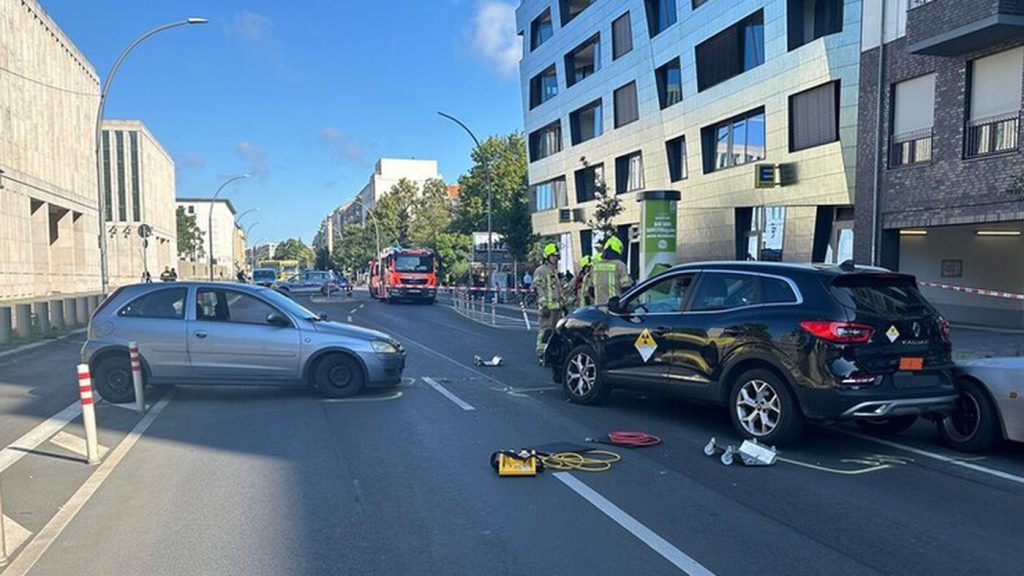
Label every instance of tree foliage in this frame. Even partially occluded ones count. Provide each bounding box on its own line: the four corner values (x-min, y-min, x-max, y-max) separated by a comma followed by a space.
274, 238, 316, 269
587, 171, 624, 239
409, 178, 454, 247
176, 206, 205, 260
331, 224, 378, 274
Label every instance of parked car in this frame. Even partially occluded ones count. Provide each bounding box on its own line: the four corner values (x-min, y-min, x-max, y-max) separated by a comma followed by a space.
320, 274, 352, 296
544, 261, 957, 445
82, 282, 405, 402
252, 268, 278, 287
275, 270, 336, 295
936, 357, 1024, 452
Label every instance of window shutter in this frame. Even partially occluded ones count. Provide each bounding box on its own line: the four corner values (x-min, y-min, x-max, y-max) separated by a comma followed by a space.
893, 74, 936, 137
613, 13, 633, 59
970, 47, 1024, 123
791, 82, 838, 151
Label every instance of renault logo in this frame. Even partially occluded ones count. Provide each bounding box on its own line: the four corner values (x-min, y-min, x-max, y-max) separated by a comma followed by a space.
912, 321, 922, 338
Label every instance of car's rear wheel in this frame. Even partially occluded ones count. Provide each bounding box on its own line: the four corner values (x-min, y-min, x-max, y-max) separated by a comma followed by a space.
562, 345, 608, 405
729, 369, 803, 445
936, 378, 1000, 453
315, 354, 365, 398
92, 354, 136, 404
855, 415, 918, 435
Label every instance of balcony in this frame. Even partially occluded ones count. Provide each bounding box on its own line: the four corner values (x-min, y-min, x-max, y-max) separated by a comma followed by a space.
907, 0, 1024, 56
964, 112, 1020, 158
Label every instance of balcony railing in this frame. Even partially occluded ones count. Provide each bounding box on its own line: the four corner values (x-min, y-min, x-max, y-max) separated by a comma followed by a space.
889, 129, 933, 168
965, 113, 1020, 158
908, 0, 935, 10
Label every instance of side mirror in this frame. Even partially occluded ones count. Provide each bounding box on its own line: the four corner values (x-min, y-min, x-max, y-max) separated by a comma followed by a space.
266, 312, 290, 327
607, 296, 622, 314
318, 312, 329, 321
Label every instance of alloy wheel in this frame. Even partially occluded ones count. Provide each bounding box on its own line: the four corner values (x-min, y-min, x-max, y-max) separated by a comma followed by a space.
735, 379, 782, 437
565, 353, 596, 397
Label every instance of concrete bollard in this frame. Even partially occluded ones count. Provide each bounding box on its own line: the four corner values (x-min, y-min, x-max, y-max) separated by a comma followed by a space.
76, 364, 101, 465
521, 301, 532, 331
86, 295, 99, 316
51, 299, 65, 331
14, 304, 31, 339
75, 296, 89, 325
64, 297, 78, 328
491, 299, 497, 326
0, 307, 12, 346
33, 302, 50, 336
129, 342, 145, 413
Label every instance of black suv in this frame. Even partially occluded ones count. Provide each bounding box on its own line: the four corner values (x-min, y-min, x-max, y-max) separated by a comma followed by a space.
544, 262, 957, 444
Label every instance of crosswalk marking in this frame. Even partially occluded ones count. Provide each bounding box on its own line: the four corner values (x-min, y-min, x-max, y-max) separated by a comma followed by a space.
48, 431, 108, 460
2, 513, 33, 555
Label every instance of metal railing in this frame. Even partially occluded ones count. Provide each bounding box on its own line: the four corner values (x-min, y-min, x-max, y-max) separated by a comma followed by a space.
965, 112, 1020, 158
889, 129, 933, 168
908, 0, 936, 10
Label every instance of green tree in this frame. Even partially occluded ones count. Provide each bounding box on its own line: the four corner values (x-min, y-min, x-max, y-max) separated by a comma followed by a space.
176, 206, 205, 260
314, 247, 332, 270
409, 178, 454, 247
434, 231, 472, 283
504, 176, 537, 267
374, 178, 418, 247
274, 238, 316, 269
586, 169, 624, 241
331, 224, 377, 274
453, 132, 529, 236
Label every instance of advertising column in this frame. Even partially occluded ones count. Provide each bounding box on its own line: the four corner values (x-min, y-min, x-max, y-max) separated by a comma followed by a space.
638, 190, 680, 281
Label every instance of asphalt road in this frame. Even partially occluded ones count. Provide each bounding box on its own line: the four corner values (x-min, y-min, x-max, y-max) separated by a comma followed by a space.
2, 290, 1023, 575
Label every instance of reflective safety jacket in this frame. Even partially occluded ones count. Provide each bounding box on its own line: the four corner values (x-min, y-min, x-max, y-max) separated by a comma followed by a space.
533, 263, 564, 311
590, 259, 632, 305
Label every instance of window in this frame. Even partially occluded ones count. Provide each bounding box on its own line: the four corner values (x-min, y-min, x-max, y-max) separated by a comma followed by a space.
656, 58, 683, 109
966, 47, 1023, 158
530, 177, 568, 212
130, 132, 141, 221
695, 10, 764, 92
762, 277, 798, 304
116, 131, 126, 221
691, 273, 759, 311
612, 12, 633, 60
701, 108, 765, 173
529, 65, 559, 109
615, 151, 644, 194
187, 205, 195, 214
738, 206, 786, 261
102, 131, 112, 221
196, 289, 280, 325
692, 0, 710, 8
531, 9, 553, 51
789, 81, 839, 152
665, 136, 687, 181
529, 120, 563, 162
787, 0, 843, 51
118, 288, 187, 320
645, 0, 677, 38
614, 81, 639, 127
890, 74, 935, 167
626, 273, 694, 313
565, 34, 600, 87
570, 99, 603, 144
574, 163, 604, 203
560, 0, 595, 26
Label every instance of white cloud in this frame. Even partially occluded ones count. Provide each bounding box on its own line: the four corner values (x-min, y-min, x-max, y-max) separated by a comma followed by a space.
175, 153, 205, 171
230, 10, 273, 44
472, 1, 521, 77
319, 127, 366, 165
234, 141, 268, 178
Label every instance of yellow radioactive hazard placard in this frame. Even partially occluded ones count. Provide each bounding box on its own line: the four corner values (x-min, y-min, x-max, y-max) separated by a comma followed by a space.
634, 329, 657, 363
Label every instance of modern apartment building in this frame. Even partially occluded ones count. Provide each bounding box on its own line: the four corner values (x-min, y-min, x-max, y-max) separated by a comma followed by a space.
855, 0, 1024, 328
100, 120, 177, 287
516, 0, 862, 277
343, 158, 441, 225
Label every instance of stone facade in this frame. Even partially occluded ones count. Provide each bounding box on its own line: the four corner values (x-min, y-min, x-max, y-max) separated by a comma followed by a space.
0, 0, 101, 300
175, 199, 238, 279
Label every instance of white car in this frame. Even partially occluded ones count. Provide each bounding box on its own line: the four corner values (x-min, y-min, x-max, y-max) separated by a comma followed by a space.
937, 357, 1024, 452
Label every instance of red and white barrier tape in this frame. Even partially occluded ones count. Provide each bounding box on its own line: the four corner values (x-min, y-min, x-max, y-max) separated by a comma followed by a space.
919, 281, 1024, 301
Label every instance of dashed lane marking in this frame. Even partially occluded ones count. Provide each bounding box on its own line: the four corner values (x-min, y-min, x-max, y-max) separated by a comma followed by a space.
48, 431, 109, 460
2, 514, 33, 556
0, 402, 81, 475
421, 377, 475, 411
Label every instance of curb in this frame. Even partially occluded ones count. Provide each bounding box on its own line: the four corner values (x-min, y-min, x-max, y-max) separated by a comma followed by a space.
0, 329, 86, 360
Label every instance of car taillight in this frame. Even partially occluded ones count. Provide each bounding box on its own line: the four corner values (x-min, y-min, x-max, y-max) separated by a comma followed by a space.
799, 320, 875, 344
938, 318, 951, 343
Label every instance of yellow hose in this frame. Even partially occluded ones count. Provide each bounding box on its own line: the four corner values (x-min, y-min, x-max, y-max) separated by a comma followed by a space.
540, 450, 621, 472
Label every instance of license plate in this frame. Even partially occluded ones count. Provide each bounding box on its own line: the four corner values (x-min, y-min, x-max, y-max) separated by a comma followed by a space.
899, 357, 924, 371
407, 289, 420, 294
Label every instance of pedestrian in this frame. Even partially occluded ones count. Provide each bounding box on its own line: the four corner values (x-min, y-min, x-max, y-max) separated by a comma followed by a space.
534, 242, 567, 364
236, 269, 248, 283
589, 236, 633, 306
575, 255, 593, 308
141, 270, 152, 283
159, 266, 173, 282
522, 271, 532, 291
169, 267, 178, 281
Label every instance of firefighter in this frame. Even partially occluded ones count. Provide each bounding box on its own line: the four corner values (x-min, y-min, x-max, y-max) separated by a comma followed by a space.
534, 242, 567, 363
590, 236, 632, 305
574, 255, 593, 308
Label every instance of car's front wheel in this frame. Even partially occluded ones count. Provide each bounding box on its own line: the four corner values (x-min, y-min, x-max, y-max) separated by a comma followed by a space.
92, 354, 136, 404
314, 354, 365, 398
936, 378, 1000, 453
562, 345, 608, 405
729, 369, 803, 445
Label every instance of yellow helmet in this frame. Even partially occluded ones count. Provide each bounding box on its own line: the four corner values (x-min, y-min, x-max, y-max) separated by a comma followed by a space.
580, 255, 591, 267
543, 242, 560, 257
604, 235, 624, 255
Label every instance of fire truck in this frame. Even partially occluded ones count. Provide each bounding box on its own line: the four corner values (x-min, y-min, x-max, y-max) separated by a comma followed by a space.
369, 247, 437, 304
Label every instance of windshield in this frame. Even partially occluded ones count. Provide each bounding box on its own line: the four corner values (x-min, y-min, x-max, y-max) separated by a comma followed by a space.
394, 254, 433, 273
830, 275, 934, 315
253, 270, 276, 281
261, 287, 321, 320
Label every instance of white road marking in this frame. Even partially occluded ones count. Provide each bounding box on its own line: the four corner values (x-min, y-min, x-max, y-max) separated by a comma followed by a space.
0, 402, 81, 474
840, 429, 1024, 487
349, 308, 358, 314
421, 377, 475, 411
347, 316, 353, 323
554, 472, 715, 576
322, 391, 403, 403
1, 391, 174, 576
48, 431, 109, 459
2, 514, 33, 555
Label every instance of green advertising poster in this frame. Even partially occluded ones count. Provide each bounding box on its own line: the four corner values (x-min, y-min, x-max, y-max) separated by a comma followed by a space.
639, 191, 680, 280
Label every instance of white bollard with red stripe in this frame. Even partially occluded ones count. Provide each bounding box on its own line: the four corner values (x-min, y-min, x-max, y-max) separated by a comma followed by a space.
129, 341, 145, 413
76, 364, 100, 464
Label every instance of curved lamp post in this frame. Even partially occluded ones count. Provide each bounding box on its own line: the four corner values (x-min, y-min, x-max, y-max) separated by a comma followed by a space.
208, 174, 249, 280
243, 221, 260, 272
95, 17, 208, 294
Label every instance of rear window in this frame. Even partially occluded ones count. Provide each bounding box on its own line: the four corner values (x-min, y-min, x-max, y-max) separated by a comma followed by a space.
829, 275, 932, 315
253, 270, 276, 281
118, 288, 187, 320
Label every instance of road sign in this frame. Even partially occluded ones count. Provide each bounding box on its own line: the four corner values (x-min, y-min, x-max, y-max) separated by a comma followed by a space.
138, 224, 152, 238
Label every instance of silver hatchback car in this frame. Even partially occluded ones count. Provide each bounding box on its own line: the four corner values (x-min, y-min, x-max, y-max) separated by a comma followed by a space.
81, 282, 405, 402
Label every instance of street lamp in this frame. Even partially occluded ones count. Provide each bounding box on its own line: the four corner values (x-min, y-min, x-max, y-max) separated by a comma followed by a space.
94, 17, 208, 294
236, 208, 259, 225
438, 111, 494, 292
209, 174, 249, 280
242, 221, 260, 273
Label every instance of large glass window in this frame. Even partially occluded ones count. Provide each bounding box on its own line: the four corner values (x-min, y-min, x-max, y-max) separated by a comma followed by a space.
531, 177, 568, 212
695, 10, 764, 92
612, 12, 633, 60
665, 135, 687, 182
740, 206, 786, 261
529, 121, 563, 162
789, 81, 839, 152
570, 99, 603, 144
529, 65, 559, 109
531, 9, 553, 51
787, 0, 843, 51
130, 131, 141, 221
702, 108, 765, 173
614, 81, 639, 127
644, 0, 677, 38
574, 163, 604, 203
115, 131, 127, 222
615, 151, 644, 194
560, 0, 596, 26
656, 58, 683, 109
118, 288, 187, 320
565, 34, 600, 87
890, 74, 935, 167
197, 289, 279, 324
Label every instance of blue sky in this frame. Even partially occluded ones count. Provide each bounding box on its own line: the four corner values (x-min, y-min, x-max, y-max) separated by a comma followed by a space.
41, 0, 524, 244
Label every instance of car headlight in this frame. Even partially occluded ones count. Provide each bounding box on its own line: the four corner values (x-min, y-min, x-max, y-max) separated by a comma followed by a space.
556, 317, 568, 330
371, 340, 399, 354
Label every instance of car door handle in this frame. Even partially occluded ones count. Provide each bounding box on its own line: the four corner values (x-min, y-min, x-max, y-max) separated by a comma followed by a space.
722, 327, 743, 337
193, 331, 208, 339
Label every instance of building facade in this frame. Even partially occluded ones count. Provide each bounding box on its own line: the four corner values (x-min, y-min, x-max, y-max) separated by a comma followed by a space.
855, 0, 1024, 328
344, 158, 441, 224
516, 0, 862, 277
100, 120, 177, 287
175, 198, 239, 278
0, 0, 101, 300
